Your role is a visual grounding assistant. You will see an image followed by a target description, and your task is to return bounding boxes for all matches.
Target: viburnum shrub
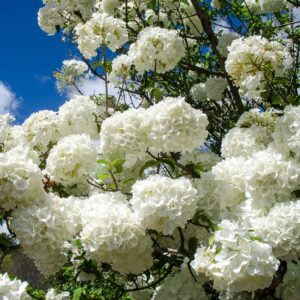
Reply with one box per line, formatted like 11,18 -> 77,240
0,0 -> 300,299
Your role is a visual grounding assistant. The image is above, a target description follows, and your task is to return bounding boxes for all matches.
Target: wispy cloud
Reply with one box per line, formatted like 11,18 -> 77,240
65,77 -> 140,106
0,81 -> 21,114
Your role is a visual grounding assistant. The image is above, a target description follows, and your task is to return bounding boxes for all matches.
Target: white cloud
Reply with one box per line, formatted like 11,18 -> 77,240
66,77 -> 140,106
0,81 -> 20,114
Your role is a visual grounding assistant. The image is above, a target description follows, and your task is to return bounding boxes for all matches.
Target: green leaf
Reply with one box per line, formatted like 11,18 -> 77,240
208,235 -> 215,247
139,160 -> 158,178
160,158 -> 176,172
97,159 -> 110,165
72,288 -> 83,300
97,174 -> 111,181
111,159 -> 126,173
193,163 -> 203,176
215,244 -> 222,255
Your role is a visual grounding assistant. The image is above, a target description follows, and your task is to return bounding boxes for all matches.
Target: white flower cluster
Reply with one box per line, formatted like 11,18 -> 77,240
273,105 -> 300,160
0,151 -> 45,210
62,59 -> 88,75
131,175 -> 198,234
100,97 -> 208,166
251,200 -> 300,260
38,0 -> 95,35
225,36 -> 292,98
0,273 -> 31,300
21,110 -> 61,154
191,220 -> 279,293
108,54 -> 133,87
45,288 -> 70,300
0,114 -> 14,148
217,33 -> 240,57
152,265 -> 208,300
221,110 -> 275,158
46,134 -> 97,192
75,12 -> 128,59
128,27 -> 185,74
191,77 -> 227,102
245,0 -> 286,14
11,194 -> 81,275
58,95 -> 103,139
80,192 -> 153,274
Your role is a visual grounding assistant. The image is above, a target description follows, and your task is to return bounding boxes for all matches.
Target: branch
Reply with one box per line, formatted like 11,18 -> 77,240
191,0 -> 244,113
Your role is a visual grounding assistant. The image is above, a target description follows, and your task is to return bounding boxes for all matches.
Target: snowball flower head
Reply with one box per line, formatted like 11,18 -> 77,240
21,110 -> 61,154
46,134 -> 97,191
0,273 -> 31,300
0,152 -> 45,210
225,36 -> 292,98
191,220 -> 279,293
128,27 -> 185,74
245,0 -> 286,14
80,192 -> 153,274
75,12 -> 128,58
131,175 -> 198,234
251,200 -> 300,260
11,193 -> 82,275
58,96 -> 103,139
272,105 -> 300,161
45,288 -> 70,300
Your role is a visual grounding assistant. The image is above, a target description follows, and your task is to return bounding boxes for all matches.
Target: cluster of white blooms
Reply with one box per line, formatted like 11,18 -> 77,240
217,33 -> 240,57
144,9 -> 169,26
221,126 -> 272,158
0,151 -> 45,210
38,0 -> 95,35
100,97 -> 208,166
276,262 -> 300,300
75,12 -> 128,59
80,192 -> 153,274
194,172 -> 244,221
225,36 -> 292,98
108,54 -> 133,87
45,289 -> 70,300
0,273 -> 31,300
221,110 -> 275,158
191,220 -> 279,293
11,194 -> 81,275
272,105 -> 300,160
62,59 -> 88,75
128,27 -> 185,74
245,0 -> 286,14
244,146 -> 300,211
21,110 -> 61,154
251,200 -> 300,260
58,96 -> 103,138
0,114 -> 14,148
152,265 -> 208,300
46,134 -> 97,191
191,77 -> 227,102
179,148 -> 221,171
131,175 -> 198,235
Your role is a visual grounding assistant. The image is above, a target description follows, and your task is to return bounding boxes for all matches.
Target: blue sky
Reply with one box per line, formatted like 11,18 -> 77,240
0,1 -> 70,122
